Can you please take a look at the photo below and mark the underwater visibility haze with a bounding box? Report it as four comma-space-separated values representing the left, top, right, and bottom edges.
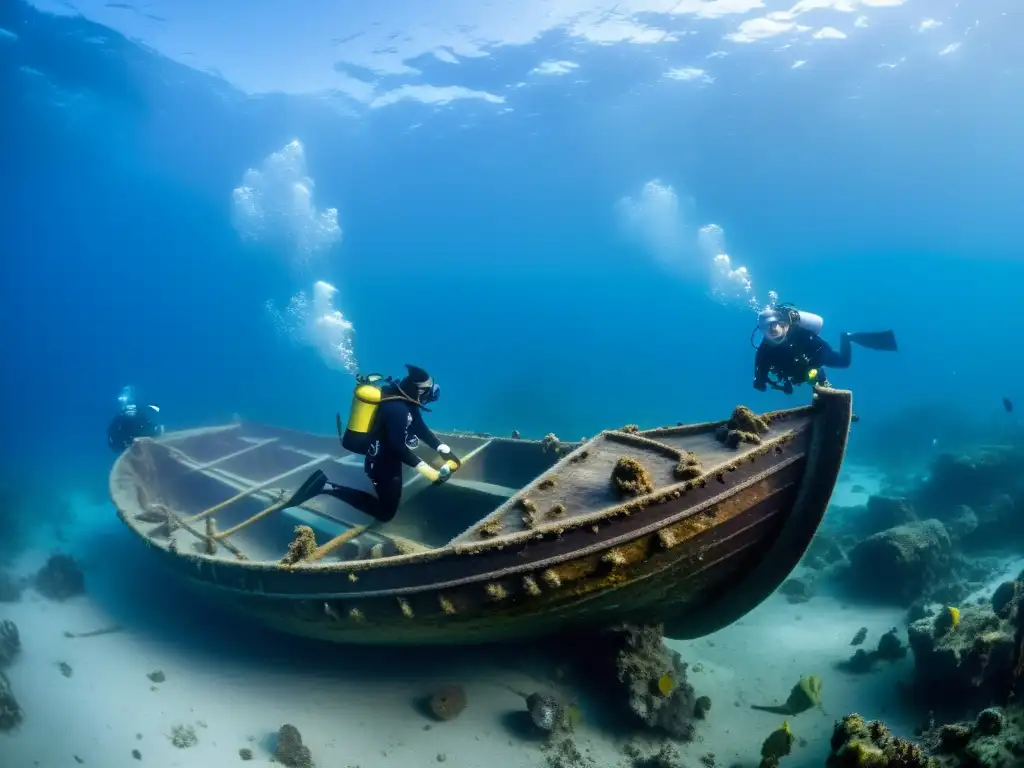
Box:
2, 0, 1024, 767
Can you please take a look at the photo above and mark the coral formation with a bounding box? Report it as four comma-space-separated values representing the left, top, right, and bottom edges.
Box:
0, 620, 20, 669
281, 526, 317, 565
542, 434, 561, 453
827, 714, 933, 768
34, 554, 85, 600
611, 458, 654, 499
170, 724, 198, 748
751, 676, 823, 717
0, 671, 22, 731
846, 520, 953, 605
428, 684, 467, 721
274, 724, 313, 768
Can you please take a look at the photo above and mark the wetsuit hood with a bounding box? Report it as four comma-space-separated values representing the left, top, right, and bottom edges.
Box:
398, 364, 440, 406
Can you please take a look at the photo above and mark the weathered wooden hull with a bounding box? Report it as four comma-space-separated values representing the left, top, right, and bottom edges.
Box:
110, 387, 852, 645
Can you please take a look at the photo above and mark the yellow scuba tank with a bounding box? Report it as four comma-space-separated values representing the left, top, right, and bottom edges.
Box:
340, 374, 386, 454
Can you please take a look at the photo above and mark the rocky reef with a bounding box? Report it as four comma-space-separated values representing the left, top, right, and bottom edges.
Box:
274, 724, 313, 768
847, 519, 954, 605
566, 624, 702, 741
0, 619, 21, 732
34, 553, 85, 600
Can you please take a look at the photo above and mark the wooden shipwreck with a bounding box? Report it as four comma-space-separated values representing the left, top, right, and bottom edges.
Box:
109, 386, 852, 645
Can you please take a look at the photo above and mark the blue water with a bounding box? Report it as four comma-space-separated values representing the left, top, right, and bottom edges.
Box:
1, 0, 1023, 763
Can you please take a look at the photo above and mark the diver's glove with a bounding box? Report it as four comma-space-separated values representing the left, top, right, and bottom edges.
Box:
437, 443, 461, 468
414, 461, 452, 484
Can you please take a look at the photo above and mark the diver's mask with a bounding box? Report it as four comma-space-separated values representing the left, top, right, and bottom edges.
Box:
118, 385, 137, 413
418, 382, 440, 405
757, 308, 790, 346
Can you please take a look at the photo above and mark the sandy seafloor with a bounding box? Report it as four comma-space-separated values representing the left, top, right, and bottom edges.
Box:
4, 467, 1019, 768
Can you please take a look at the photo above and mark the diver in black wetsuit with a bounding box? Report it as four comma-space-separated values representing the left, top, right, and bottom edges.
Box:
107, 386, 164, 452
752, 305, 897, 394
294, 365, 460, 523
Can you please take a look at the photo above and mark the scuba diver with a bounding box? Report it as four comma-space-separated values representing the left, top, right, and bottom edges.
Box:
752, 305, 898, 394
107, 385, 164, 452
289, 365, 461, 524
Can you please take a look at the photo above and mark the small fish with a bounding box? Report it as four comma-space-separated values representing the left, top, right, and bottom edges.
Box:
850, 627, 868, 646
1003, 397, 1013, 413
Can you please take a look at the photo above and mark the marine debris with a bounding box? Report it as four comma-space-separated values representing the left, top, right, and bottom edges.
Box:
611, 458, 654, 499
58, 661, 73, 678
147, 670, 166, 683
34, 553, 85, 600
63, 624, 123, 639
715, 405, 770, 448
428, 683, 467, 721
274, 724, 314, 768
850, 627, 868, 646
751, 675, 823, 717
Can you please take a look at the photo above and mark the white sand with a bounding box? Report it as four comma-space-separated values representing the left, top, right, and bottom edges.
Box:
2, 484, 1001, 768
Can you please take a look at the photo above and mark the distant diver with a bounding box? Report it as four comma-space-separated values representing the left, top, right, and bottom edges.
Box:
291, 365, 461, 523
752, 304, 897, 394
107, 385, 164, 453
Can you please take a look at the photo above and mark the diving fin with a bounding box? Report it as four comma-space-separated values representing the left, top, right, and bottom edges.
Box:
849, 330, 897, 352
285, 470, 329, 509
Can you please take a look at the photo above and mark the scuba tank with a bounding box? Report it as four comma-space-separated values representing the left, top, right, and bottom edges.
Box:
339, 374, 388, 454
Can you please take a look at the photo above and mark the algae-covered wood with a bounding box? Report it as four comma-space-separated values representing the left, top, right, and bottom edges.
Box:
109, 386, 853, 645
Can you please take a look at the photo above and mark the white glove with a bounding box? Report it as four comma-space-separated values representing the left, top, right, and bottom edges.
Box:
414, 461, 441, 483
437, 443, 451, 456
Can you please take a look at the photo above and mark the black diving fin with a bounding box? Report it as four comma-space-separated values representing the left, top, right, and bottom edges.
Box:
848, 330, 898, 352
283, 470, 328, 509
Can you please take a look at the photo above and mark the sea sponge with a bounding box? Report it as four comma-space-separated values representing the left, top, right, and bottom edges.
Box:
730, 406, 770, 435
428, 684, 467, 721
611, 457, 654, 499
281, 526, 317, 566
274, 724, 313, 768
620, 424, 640, 434
527, 692, 563, 732
673, 452, 703, 482
542, 433, 561, 453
